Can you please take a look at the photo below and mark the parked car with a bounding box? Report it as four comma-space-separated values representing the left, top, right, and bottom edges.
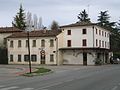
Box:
110, 58, 120, 64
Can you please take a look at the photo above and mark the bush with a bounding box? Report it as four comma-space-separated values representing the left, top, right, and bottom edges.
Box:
94, 58, 103, 65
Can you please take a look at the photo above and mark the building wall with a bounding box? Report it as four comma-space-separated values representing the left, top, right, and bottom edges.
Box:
7, 37, 57, 65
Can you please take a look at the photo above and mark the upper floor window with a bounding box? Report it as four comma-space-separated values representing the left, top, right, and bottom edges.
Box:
10, 54, 13, 62
102, 41, 104, 47
67, 30, 71, 35
32, 40, 36, 47
31, 55, 37, 62
67, 40, 71, 47
41, 39, 45, 47
99, 30, 101, 35
82, 39, 87, 46
10, 40, 13, 48
50, 54, 54, 62
82, 29, 87, 34
105, 32, 106, 37
96, 39, 98, 47
102, 31, 104, 36
99, 40, 101, 47
50, 39, 54, 47
26, 40, 28, 47
96, 28, 98, 34
18, 40, 21, 47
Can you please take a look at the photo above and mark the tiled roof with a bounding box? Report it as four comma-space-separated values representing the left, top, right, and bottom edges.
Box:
60, 21, 96, 28
7, 30, 61, 38
0, 27, 23, 33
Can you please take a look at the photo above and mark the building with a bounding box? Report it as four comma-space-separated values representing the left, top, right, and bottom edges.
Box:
58, 22, 110, 65
7, 22, 111, 65
7, 30, 61, 65
0, 27, 22, 48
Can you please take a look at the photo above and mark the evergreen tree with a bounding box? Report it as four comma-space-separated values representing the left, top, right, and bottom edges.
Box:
12, 4, 26, 30
51, 20, 59, 30
77, 9, 90, 22
97, 11, 116, 29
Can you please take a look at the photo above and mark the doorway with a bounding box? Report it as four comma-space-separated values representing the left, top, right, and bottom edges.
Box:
83, 52, 87, 65
41, 55, 45, 64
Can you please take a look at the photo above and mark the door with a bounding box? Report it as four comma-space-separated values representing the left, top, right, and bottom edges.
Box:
41, 55, 45, 64
83, 52, 87, 65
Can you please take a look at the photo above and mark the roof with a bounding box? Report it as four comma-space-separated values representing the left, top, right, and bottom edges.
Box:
7, 30, 62, 38
60, 21, 96, 28
0, 27, 23, 33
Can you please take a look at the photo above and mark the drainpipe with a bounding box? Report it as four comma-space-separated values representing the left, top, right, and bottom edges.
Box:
55, 37, 59, 66
92, 26, 95, 48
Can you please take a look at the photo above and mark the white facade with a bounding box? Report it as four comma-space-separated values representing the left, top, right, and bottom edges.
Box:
8, 37, 57, 65
7, 23, 110, 65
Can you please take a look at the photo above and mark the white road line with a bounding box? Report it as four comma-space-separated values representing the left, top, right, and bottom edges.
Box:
112, 86, 118, 90
0, 86, 18, 90
18, 88, 34, 90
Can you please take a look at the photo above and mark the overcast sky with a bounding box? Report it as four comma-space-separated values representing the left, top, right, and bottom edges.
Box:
0, 0, 120, 27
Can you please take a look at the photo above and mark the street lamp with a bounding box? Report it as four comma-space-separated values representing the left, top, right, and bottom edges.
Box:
27, 31, 32, 73
26, 25, 34, 74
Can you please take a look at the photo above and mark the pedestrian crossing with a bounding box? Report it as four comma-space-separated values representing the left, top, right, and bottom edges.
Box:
0, 85, 34, 90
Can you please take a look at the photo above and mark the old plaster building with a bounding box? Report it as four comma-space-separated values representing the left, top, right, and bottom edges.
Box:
7, 22, 110, 65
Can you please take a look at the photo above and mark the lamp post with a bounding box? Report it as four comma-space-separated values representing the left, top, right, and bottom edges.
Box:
27, 31, 32, 73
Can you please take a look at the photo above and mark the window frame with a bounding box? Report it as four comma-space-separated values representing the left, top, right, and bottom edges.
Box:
31, 55, 37, 62
67, 30, 71, 35
18, 55, 21, 62
32, 40, 36, 47
82, 29, 87, 34
18, 40, 22, 47
67, 40, 71, 47
82, 39, 87, 46
50, 39, 54, 47
50, 54, 54, 62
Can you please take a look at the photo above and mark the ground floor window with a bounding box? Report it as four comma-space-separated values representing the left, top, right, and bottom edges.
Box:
31, 55, 37, 62
24, 55, 29, 62
50, 54, 54, 62
18, 55, 21, 62
10, 54, 13, 62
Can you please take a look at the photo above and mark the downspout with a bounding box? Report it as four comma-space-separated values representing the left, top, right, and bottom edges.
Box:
56, 37, 58, 66
92, 26, 95, 48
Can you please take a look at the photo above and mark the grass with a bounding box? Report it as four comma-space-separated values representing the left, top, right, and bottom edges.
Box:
23, 67, 52, 77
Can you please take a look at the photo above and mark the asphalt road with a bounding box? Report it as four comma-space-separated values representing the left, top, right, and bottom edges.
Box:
0, 65, 120, 90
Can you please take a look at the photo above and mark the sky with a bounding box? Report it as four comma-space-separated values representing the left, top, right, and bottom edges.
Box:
0, 0, 120, 27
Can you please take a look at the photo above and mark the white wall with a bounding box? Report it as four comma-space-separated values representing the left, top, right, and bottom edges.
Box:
8, 37, 57, 65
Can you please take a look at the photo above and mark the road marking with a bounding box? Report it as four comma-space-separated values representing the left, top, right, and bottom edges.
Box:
112, 86, 118, 90
18, 88, 34, 90
0, 86, 18, 90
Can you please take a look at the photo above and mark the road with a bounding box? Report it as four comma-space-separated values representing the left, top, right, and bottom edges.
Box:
0, 65, 120, 90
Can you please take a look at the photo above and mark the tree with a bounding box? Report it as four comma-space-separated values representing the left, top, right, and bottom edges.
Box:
77, 9, 90, 22
12, 4, 26, 30
97, 11, 116, 29
51, 20, 59, 30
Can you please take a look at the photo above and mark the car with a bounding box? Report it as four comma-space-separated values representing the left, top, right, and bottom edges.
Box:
111, 58, 120, 64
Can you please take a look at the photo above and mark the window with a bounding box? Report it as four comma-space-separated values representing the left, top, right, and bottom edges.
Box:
18, 55, 21, 62
10, 40, 13, 48
107, 33, 109, 38
67, 40, 71, 47
18, 40, 21, 47
67, 30, 71, 35
105, 32, 106, 37
99, 30, 101, 35
96, 39, 98, 47
82, 29, 87, 34
102, 41, 104, 47
50, 54, 54, 62
31, 55, 37, 62
82, 39, 87, 46
99, 40, 101, 47
105, 41, 107, 48
41, 39, 45, 47
24, 55, 29, 62
26, 40, 28, 47
96, 28, 98, 34
10, 55, 13, 62
50, 39, 54, 47
32, 40, 36, 47
102, 31, 104, 36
